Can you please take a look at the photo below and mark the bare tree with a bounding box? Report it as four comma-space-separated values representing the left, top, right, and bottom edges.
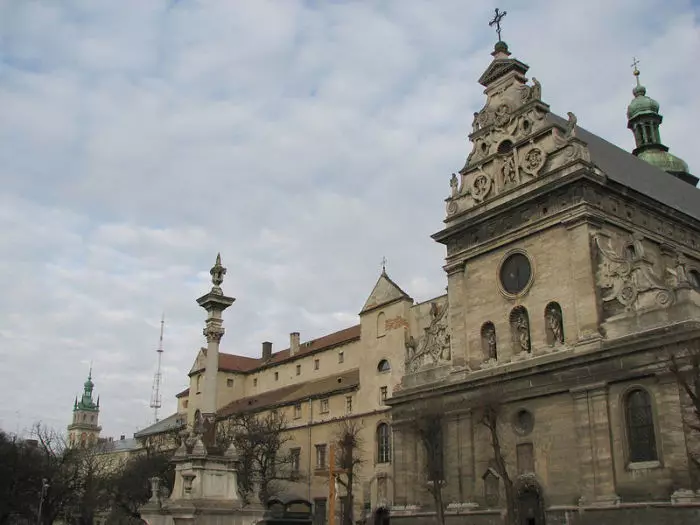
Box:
334, 420, 363, 525
669, 346, 700, 469
412, 401, 446, 525
472, 389, 517, 525
217, 411, 297, 504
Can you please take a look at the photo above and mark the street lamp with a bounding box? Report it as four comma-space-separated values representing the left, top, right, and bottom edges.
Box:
37, 478, 49, 525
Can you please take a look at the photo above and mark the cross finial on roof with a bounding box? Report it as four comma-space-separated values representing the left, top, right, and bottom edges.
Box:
381, 256, 387, 273
489, 8, 507, 42
631, 56, 641, 86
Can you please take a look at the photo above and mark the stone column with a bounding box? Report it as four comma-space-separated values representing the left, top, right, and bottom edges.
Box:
196, 253, 235, 448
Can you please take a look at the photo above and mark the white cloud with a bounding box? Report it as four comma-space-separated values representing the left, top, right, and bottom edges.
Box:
0, 0, 698, 437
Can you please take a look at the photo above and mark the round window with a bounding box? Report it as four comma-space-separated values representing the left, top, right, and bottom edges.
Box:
499, 252, 532, 295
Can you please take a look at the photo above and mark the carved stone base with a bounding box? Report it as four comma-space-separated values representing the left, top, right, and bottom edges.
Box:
671, 489, 700, 504
446, 502, 479, 512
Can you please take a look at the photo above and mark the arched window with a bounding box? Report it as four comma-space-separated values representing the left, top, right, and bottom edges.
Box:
377, 359, 391, 372
625, 388, 658, 463
377, 423, 391, 463
481, 322, 497, 360
377, 312, 386, 338
509, 306, 531, 353
544, 302, 564, 346
689, 269, 700, 291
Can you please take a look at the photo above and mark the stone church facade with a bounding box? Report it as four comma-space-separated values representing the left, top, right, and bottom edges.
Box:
387, 41, 700, 525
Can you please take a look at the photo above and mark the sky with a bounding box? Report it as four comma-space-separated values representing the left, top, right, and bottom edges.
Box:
0, 0, 699, 438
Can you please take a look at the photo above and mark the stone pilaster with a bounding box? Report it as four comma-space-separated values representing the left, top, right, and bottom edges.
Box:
571, 387, 595, 503
392, 425, 408, 505
445, 262, 468, 368
656, 373, 692, 488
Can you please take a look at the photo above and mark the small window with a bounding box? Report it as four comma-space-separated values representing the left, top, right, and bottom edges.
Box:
689, 269, 700, 291
346, 396, 352, 414
377, 359, 391, 372
315, 444, 327, 469
253, 378, 258, 387
294, 403, 302, 419
183, 400, 189, 408
338, 351, 344, 364
196, 375, 202, 392
290, 448, 301, 473
314, 359, 320, 370
320, 398, 329, 413
296, 364, 301, 376
377, 423, 391, 463
275, 371, 279, 381
380, 386, 388, 403
625, 388, 658, 463
227, 378, 234, 387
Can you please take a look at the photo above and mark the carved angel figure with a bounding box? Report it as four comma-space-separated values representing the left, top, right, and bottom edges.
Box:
565, 112, 577, 138
514, 313, 530, 352
405, 302, 451, 372
450, 173, 459, 197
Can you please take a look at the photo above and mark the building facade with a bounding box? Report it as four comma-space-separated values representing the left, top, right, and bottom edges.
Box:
387, 39, 700, 525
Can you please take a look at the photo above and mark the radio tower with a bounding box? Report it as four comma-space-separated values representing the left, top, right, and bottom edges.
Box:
149, 314, 165, 423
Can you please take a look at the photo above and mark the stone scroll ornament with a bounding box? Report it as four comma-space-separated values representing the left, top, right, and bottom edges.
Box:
405, 302, 451, 373
594, 233, 674, 310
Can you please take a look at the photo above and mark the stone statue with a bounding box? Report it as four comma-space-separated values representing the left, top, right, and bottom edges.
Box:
472, 112, 481, 133
565, 112, 577, 138
484, 325, 497, 359
545, 306, 564, 345
502, 156, 517, 185
514, 313, 530, 352
531, 77, 541, 100
450, 173, 459, 197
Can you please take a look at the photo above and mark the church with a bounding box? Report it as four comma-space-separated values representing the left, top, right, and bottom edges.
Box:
92, 19, 700, 525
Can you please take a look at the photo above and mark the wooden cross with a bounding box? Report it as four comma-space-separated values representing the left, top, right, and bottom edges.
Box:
489, 8, 507, 42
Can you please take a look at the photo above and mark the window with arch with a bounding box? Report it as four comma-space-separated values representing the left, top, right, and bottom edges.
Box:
509, 306, 531, 353
544, 302, 564, 346
377, 359, 391, 372
377, 423, 391, 463
689, 269, 700, 291
481, 322, 497, 361
377, 312, 386, 338
625, 388, 658, 463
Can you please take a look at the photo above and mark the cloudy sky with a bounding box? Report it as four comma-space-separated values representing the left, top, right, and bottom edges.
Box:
1, 0, 698, 438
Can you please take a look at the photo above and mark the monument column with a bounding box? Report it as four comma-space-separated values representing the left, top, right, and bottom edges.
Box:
196, 253, 235, 448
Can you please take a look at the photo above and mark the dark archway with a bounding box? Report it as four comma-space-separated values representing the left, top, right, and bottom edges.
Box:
373, 507, 389, 525
515, 476, 546, 525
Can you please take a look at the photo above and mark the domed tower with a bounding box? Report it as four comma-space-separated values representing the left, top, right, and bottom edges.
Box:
627, 60, 697, 186
67, 366, 102, 448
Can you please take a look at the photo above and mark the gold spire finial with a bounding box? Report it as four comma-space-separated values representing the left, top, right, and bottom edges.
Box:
631, 57, 641, 86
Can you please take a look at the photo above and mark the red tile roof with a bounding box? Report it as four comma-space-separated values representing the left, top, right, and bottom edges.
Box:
189, 325, 361, 377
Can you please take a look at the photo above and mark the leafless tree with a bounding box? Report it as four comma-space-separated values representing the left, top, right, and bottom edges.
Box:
217, 411, 298, 504
334, 420, 363, 525
471, 389, 517, 525
411, 400, 447, 525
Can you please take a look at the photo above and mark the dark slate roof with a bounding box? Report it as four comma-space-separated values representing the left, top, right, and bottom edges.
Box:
133, 411, 186, 439
546, 113, 700, 221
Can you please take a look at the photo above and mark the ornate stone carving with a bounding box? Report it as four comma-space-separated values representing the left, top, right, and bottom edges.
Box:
446, 200, 459, 216
565, 112, 577, 138
545, 304, 564, 345
405, 301, 451, 373
530, 77, 541, 100
520, 147, 546, 175
471, 113, 480, 134
204, 320, 225, 343
450, 173, 459, 197
666, 253, 691, 289
514, 314, 530, 352
595, 232, 675, 312
494, 103, 512, 128
470, 172, 493, 202
501, 155, 518, 186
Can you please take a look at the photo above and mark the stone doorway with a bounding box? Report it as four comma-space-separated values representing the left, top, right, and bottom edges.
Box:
517, 488, 545, 525
373, 507, 390, 525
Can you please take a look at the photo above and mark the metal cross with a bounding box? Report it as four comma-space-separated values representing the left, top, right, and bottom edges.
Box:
631, 57, 640, 71
489, 8, 507, 42
381, 256, 387, 273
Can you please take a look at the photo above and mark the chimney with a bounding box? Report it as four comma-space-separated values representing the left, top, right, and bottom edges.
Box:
262, 341, 273, 360
290, 332, 300, 356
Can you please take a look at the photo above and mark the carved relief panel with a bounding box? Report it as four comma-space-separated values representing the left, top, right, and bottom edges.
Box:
404, 298, 451, 374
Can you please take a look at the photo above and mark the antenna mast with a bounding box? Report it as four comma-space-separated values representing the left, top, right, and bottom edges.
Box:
149, 313, 165, 423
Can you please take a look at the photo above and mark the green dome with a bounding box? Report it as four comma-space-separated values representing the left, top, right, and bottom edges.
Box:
627, 84, 660, 119
637, 148, 690, 174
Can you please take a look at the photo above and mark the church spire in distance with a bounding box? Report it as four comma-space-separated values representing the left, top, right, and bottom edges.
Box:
627, 58, 697, 186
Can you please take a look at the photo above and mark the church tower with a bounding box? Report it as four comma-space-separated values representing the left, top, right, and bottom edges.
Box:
627, 60, 697, 186
67, 367, 102, 448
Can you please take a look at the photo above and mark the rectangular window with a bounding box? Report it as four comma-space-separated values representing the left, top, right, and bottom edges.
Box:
315, 444, 327, 469
294, 403, 302, 419
314, 359, 320, 370
183, 400, 189, 408
320, 398, 329, 413
227, 378, 234, 387
346, 396, 352, 414
253, 378, 258, 387
290, 447, 301, 474
338, 351, 344, 364
296, 364, 301, 376
516, 442, 534, 474
380, 386, 388, 403
275, 371, 279, 381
